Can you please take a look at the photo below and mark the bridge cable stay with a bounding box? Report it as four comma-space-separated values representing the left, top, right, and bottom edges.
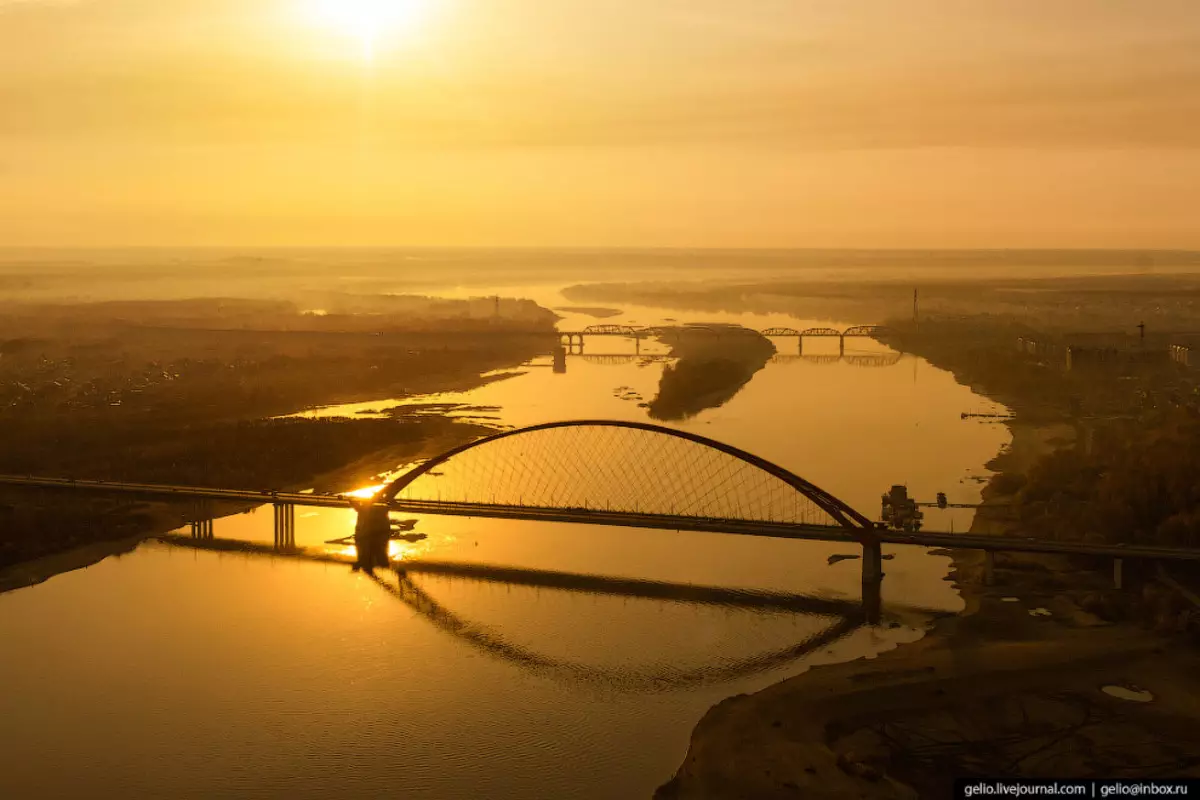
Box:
381, 420, 873, 534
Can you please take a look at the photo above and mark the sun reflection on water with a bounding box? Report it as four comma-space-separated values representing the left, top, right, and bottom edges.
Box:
344, 484, 384, 499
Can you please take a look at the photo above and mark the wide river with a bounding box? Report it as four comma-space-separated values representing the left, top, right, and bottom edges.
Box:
0, 284, 1008, 799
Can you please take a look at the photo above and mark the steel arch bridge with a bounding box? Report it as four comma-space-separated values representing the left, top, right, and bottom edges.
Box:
760, 325, 898, 357
558, 325, 898, 342
762, 326, 842, 338
573, 353, 902, 368
580, 324, 644, 336
760, 325, 896, 339
381, 420, 875, 535
843, 324, 894, 338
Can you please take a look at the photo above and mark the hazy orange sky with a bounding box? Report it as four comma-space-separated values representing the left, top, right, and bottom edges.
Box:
2, 0, 1199, 248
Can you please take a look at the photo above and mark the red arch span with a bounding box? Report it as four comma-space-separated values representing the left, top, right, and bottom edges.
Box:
381, 419, 876, 533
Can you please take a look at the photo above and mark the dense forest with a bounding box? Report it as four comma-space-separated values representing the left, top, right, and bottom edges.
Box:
895, 316, 1200, 552
1017, 407, 1200, 548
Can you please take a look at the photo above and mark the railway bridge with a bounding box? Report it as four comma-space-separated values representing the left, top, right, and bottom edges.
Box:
556, 324, 898, 355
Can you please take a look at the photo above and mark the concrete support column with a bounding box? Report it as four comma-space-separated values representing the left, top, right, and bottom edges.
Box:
273, 503, 295, 550
839, 336, 846, 356
1113, 558, 1124, 590
862, 536, 884, 625
190, 500, 214, 540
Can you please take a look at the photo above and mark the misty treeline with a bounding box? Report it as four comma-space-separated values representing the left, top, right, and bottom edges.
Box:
1016, 407, 1200, 548
0, 298, 551, 567
0, 417, 470, 488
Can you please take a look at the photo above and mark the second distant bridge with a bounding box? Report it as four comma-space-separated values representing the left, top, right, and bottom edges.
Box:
558, 324, 895, 355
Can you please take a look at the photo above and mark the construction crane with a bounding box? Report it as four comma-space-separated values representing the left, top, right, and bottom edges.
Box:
880, 485, 924, 531
883, 489, 1008, 530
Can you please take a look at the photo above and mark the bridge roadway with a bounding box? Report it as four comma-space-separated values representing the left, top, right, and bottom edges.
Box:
5, 475, 1200, 564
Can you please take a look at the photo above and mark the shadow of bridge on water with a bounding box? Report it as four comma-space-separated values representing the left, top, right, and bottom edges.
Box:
155, 534, 933, 693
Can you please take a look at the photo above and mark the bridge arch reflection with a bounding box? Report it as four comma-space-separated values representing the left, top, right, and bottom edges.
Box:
371, 566, 865, 692
153, 535, 876, 693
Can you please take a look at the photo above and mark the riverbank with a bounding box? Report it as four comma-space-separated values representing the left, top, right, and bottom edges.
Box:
657, 332, 1200, 798
0, 293, 554, 577
0, 413, 500, 594
657, 582, 1200, 798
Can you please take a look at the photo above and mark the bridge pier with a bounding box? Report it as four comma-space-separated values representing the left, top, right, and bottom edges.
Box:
189, 499, 214, 540
559, 333, 585, 354
353, 502, 391, 570
861, 536, 884, 625
273, 502, 296, 550
839, 336, 845, 356
1113, 557, 1124, 590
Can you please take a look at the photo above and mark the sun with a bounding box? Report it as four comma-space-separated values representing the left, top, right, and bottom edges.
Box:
303, 0, 431, 59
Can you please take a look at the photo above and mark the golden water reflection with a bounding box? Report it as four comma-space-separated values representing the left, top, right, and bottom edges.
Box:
0, 291, 1011, 799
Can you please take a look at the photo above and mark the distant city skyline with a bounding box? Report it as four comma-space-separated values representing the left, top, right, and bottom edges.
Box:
2, 0, 1199, 248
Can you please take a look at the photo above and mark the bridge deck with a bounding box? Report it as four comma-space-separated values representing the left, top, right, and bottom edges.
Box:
5, 475, 1200, 562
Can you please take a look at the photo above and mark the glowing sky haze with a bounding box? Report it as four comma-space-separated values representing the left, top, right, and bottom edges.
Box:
2, 0, 1199, 247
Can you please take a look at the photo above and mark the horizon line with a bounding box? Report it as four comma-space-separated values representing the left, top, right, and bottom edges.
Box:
2, 245, 1200, 255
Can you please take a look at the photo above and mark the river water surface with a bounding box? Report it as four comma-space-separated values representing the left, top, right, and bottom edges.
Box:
0, 285, 1008, 799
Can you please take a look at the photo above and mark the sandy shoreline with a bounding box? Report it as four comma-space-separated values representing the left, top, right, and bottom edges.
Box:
656, 402, 1200, 796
